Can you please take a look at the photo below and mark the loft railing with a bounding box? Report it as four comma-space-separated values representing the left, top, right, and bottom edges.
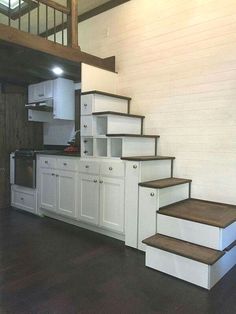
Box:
0, 0, 79, 48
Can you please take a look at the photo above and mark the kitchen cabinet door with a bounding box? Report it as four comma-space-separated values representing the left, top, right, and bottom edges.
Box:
57, 170, 76, 218
39, 168, 57, 212
99, 177, 125, 233
78, 174, 99, 225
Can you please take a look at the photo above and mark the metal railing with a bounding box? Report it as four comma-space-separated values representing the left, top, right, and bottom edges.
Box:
0, 0, 75, 46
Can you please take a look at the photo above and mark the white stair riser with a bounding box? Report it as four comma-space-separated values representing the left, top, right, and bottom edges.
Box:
123, 138, 156, 157
158, 183, 190, 208
157, 215, 236, 250
145, 245, 236, 289
125, 160, 172, 249
138, 183, 189, 251
81, 115, 142, 137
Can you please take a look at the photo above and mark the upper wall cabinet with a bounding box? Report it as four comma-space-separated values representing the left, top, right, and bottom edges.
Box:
27, 78, 75, 121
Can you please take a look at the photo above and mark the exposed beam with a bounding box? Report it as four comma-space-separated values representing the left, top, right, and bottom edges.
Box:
67, 0, 79, 49
0, 23, 115, 72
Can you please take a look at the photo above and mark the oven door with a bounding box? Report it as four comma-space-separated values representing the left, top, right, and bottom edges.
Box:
15, 156, 36, 189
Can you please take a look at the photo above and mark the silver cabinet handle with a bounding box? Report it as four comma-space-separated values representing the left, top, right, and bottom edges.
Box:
133, 165, 137, 169
99, 180, 103, 184
38, 94, 44, 97
84, 125, 87, 128
63, 163, 67, 166
85, 165, 89, 169
150, 192, 155, 197
94, 180, 97, 183
84, 103, 87, 107
109, 167, 113, 171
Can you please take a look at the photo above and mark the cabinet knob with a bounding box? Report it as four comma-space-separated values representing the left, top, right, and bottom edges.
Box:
83, 125, 87, 128
84, 103, 87, 107
94, 180, 97, 183
63, 163, 67, 166
38, 94, 44, 97
150, 192, 155, 197
133, 165, 137, 169
109, 167, 113, 171
84, 151, 88, 154
99, 180, 103, 184
56, 174, 59, 177
45, 161, 48, 164
84, 140, 88, 143
29, 116, 32, 119
85, 165, 89, 169
20, 197, 24, 201
52, 173, 55, 176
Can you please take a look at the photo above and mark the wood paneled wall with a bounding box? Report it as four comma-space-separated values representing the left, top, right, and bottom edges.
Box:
0, 85, 43, 209
78, 0, 236, 204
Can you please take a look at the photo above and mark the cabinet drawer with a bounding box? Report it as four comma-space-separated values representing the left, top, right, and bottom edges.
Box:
11, 186, 36, 213
39, 156, 57, 169
81, 116, 93, 136
57, 158, 77, 171
81, 95, 93, 115
100, 162, 125, 177
78, 161, 99, 174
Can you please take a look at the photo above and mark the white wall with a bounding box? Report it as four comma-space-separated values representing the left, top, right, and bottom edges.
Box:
77, 0, 236, 204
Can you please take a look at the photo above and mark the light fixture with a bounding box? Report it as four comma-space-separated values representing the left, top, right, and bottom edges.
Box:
52, 66, 64, 76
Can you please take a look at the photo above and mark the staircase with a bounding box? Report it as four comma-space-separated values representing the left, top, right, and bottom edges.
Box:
80, 89, 236, 290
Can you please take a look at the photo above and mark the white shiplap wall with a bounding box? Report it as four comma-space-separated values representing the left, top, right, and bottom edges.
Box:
78, 0, 236, 204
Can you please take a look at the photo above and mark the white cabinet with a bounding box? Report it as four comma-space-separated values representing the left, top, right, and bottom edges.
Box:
11, 185, 37, 214
57, 170, 76, 217
28, 78, 75, 121
38, 156, 77, 218
39, 168, 57, 212
77, 160, 125, 233
100, 177, 124, 233
78, 174, 99, 225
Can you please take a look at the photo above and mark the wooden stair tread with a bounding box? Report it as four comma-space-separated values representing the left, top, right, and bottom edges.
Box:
121, 155, 175, 161
92, 111, 144, 119
106, 134, 160, 138
81, 90, 131, 101
139, 177, 191, 189
159, 199, 236, 228
143, 234, 225, 265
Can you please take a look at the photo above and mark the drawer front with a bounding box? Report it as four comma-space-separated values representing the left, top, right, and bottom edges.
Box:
81, 95, 93, 115
81, 116, 93, 136
57, 158, 77, 171
78, 161, 99, 174
39, 156, 57, 169
100, 162, 125, 177
12, 188, 36, 213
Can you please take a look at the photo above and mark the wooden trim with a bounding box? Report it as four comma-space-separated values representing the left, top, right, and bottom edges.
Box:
106, 134, 160, 138
37, 0, 70, 14
171, 159, 174, 177
121, 156, 176, 161
81, 90, 131, 100
0, 23, 115, 72
40, 0, 131, 38
139, 178, 192, 189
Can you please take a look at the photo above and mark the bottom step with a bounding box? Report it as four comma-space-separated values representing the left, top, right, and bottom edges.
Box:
143, 234, 236, 289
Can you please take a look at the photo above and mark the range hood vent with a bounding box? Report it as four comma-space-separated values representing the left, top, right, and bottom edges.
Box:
25, 99, 53, 112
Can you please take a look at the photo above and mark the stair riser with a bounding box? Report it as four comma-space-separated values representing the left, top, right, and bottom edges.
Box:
125, 160, 173, 249
145, 245, 236, 289
138, 184, 190, 251
81, 115, 142, 137
123, 138, 156, 157
157, 215, 236, 250
81, 94, 129, 116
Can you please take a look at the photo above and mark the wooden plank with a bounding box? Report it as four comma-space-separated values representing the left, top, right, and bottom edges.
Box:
67, 0, 79, 49
139, 178, 192, 189
0, 24, 115, 72
143, 234, 225, 265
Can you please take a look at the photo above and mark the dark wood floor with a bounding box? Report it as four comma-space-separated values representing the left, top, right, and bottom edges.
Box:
0, 208, 236, 314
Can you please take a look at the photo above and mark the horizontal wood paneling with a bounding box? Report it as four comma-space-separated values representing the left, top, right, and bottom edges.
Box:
78, 0, 236, 204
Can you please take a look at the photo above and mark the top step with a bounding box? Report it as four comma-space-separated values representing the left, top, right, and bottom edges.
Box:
106, 134, 160, 138
139, 177, 192, 189
121, 155, 175, 161
81, 90, 132, 101
143, 234, 225, 265
159, 198, 236, 228
93, 111, 145, 119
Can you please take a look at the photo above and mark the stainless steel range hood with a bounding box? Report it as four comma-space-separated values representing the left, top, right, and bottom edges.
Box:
25, 99, 53, 112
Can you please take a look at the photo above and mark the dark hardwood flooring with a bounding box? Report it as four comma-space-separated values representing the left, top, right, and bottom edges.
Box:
0, 208, 236, 314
